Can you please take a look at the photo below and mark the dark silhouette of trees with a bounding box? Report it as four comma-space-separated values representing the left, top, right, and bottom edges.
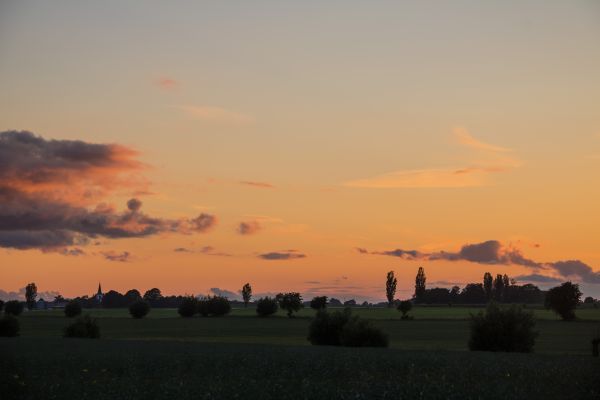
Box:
414, 267, 426, 302
64, 300, 82, 318
4, 300, 23, 316
584, 296, 595, 304
450, 286, 460, 304
329, 298, 342, 306
178, 296, 198, 317
397, 300, 413, 319
308, 309, 388, 347
0, 315, 19, 337
493, 274, 504, 301
469, 303, 537, 352
241, 283, 252, 308
344, 299, 357, 307
143, 288, 163, 306
25, 282, 37, 310
64, 315, 100, 338
207, 296, 231, 317
461, 283, 486, 304
483, 272, 493, 301
276, 292, 303, 317
385, 271, 397, 307
545, 282, 582, 321
125, 289, 142, 304
0, 300, 3, 312
101, 290, 127, 308
256, 297, 278, 317
129, 300, 150, 319
310, 296, 328, 310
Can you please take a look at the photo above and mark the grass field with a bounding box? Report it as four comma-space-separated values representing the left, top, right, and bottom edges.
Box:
2, 306, 600, 399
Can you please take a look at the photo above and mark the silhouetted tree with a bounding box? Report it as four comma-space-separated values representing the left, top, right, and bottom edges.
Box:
64, 300, 82, 318
584, 296, 596, 304
469, 303, 537, 352
207, 296, 231, 316
241, 283, 252, 308
25, 282, 37, 310
129, 300, 150, 319
310, 296, 328, 310
143, 288, 163, 306
101, 290, 127, 308
276, 292, 303, 317
329, 298, 342, 306
308, 309, 388, 347
545, 282, 582, 321
125, 289, 142, 304
386, 271, 397, 307
460, 283, 486, 304
493, 274, 505, 302
256, 297, 278, 317
414, 267, 426, 302
344, 299, 357, 306
397, 300, 413, 320
483, 272, 493, 301
4, 300, 23, 316
0, 300, 4, 312
503, 274, 510, 291
178, 296, 198, 318
450, 286, 460, 304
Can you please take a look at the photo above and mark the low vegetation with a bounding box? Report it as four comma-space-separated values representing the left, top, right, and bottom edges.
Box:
256, 297, 278, 317
276, 292, 303, 318
469, 303, 537, 352
64, 315, 100, 339
308, 309, 388, 347
177, 297, 197, 318
0, 315, 19, 337
4, 300, 23, 316
545, 281, 582, 321
129, 300, 150, 319
397, 300, 413, 320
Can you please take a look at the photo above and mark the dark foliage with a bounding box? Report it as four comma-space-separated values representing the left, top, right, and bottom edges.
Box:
308, 309, 388, 347
276, 292, 303, 317
4, 300, 24, 316
129, 300, 150, 319
25, 282, 37, 310
241, 283, 252, 308
329, 298, 342, 306
414, 267, 426, 302
0, 299, 4, 312
64, 315, 100, 339
0, 315, 19, 337
207, 296, 231, 317
310, 296, 328, 310
125, 289, 142, 304
143, 288, 163, 307
545, 282, 582, 321
178, 297, 198, 318
469, 303, 537, 352
397, 300, 413, 320
386, 271, 397, 307
64, 300, 82, 318
256, 297, 279, 317
101, 290, 128, 308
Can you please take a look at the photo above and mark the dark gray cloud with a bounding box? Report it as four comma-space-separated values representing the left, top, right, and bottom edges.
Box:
514, 274, 563, 284
172, 245, 231, 256
0, 131, 217, 253
238, 221, 260, 235
259, 250, 306, 260
101, 251, 131, 262
362, 239, 600, 284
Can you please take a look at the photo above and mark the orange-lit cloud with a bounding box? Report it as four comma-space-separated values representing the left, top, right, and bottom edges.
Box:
239, 181, 275, 189
0, 131, 217, 253
238, 220, 261, 235
258, 250, 306, 260
343, 128, 519, 188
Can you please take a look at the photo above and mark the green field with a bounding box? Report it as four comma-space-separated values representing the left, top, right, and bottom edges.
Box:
2, 306, 600, 399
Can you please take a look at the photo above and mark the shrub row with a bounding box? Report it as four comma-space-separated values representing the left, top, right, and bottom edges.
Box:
178, 296, 231, 318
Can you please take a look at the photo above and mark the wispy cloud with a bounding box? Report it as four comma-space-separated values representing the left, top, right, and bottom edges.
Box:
175, 105, 255, 125
238, 221, 261, 235
101, 251, 131, 262
258, 250, 306, 260
343, 127, 519, 189
156, 77, 178, 90
239, 181, 275, 189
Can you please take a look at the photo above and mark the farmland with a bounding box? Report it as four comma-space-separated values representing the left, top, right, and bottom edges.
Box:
2, 306, 600, 399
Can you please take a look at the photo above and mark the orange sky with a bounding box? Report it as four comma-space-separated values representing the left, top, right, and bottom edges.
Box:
1, 1, 599, 301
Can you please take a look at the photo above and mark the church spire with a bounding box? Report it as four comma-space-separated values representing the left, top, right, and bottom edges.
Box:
97, 282, 102, 295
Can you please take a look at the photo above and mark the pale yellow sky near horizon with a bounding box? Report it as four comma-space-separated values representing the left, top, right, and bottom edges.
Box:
1, 1, 599, 300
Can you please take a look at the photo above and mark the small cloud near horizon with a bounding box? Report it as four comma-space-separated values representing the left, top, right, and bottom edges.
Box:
238, 221, 261, 235
258, 250, 306, 260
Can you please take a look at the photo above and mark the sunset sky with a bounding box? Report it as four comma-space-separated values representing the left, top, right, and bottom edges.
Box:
1, 1, 600, 301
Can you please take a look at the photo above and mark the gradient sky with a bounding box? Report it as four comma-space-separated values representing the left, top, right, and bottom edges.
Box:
1, 1, 600, 301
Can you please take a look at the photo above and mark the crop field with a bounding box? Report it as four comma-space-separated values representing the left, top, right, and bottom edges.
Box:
2, 306, 600, 399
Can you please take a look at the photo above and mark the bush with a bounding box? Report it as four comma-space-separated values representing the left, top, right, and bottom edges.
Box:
0, 315, 19, 337
256, 297, 279, 317
545, 282, 582, 321
64, 300, 82, 318
4, 300, 23, 316
178, 297, 198, 318
340, 318, 389, 347
0, 300, 4, 312
308, 309, 389, 347
64, 315, 100, 339
207, 296, 231, 317
310, 296, 328, 310
469, 303, 537, 352
397, 300, 413, 320
129, 300, 150, 319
